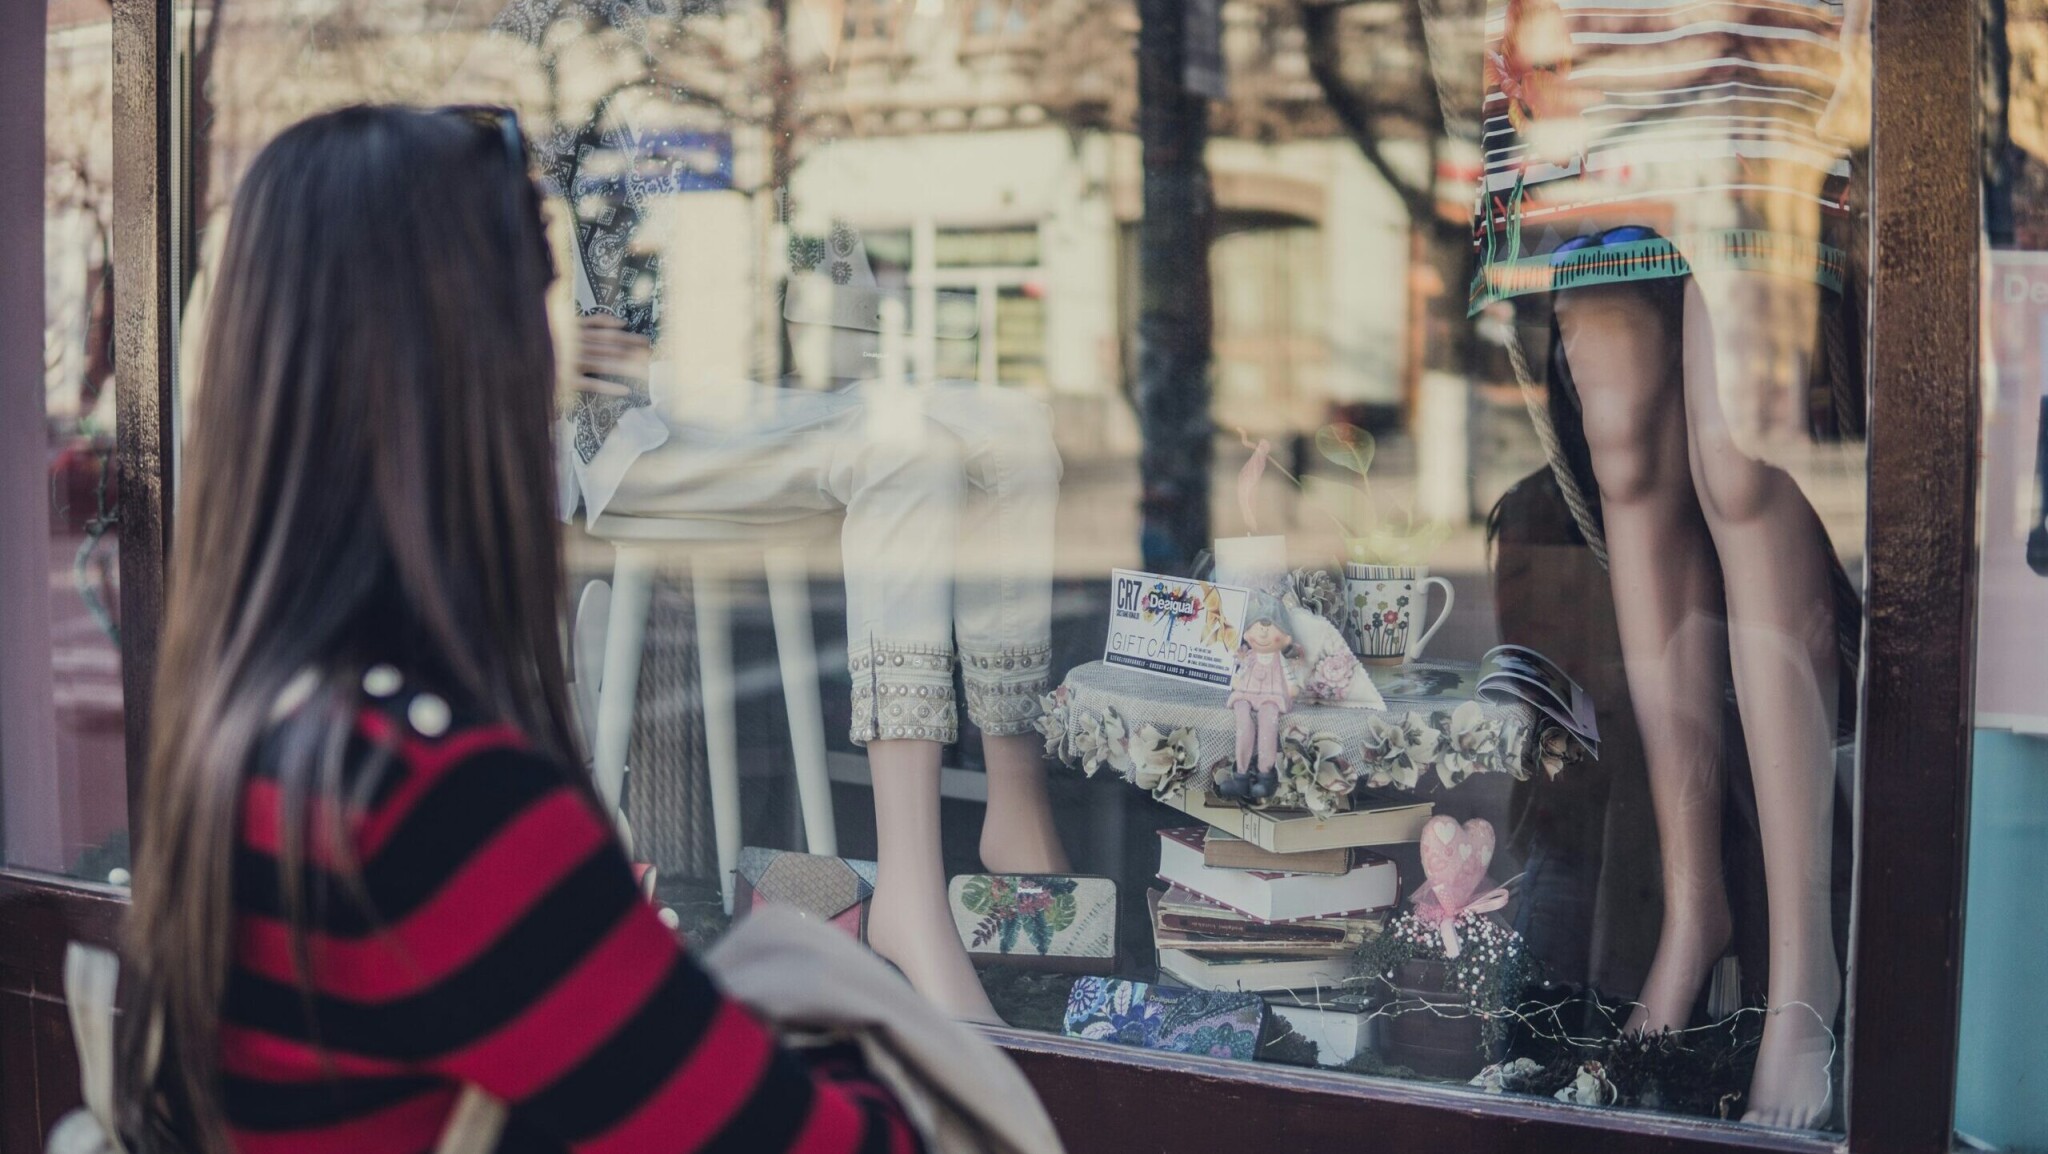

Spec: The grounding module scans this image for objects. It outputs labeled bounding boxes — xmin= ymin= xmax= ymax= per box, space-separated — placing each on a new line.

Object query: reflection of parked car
xmin=48 ymin=431 xmax=118 ymax=537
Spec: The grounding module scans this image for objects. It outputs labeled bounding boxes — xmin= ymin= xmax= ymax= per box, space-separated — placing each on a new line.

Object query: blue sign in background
xmin=571 ymin=128 xmax=733 ymax=197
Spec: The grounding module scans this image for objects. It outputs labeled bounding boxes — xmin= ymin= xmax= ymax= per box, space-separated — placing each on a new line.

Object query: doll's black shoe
xmin=1214 ymin=772 xmax=1250 ymax=800
xmin=1247 ymin=770 xmax=1279 ymax=800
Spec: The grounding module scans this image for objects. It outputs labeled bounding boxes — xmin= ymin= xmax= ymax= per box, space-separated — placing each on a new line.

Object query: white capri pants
xmin=602 ymin=381 xmax=1062 ymax=746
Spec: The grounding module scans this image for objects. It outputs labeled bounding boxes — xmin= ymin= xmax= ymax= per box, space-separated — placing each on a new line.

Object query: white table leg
xmin=594 ymin=550 xmax=655 ymax=814
xmin=694 ymin=558 xmax=743 ymax=914
xmin=765 ymin=545 xmax=837 ymax=857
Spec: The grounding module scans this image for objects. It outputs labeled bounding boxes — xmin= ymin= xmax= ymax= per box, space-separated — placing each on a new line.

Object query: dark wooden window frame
xmin=5 ymin=1 xmax=1981 ymax=1151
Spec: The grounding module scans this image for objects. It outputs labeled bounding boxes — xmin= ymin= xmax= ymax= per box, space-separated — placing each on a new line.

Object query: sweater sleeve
xmin=301 ymin=728 xmax=922 ymax=1154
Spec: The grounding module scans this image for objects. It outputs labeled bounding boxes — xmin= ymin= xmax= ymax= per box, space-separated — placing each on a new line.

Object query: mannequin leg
xmin=832 ymin=416 xmax=1002 ymax=1019
xmin=1681 ymin=274 xmax=1840 ymax=1128
xmin=981 ymin=733 xmax=1071 ymax=873
xmin=924 ymin=385 xmax=1071 ymax=875
xmin=1554 ymin=285 xmax=1734 ymax=1036
xmin=865 ymin=738 xmax=1002 ymax=1023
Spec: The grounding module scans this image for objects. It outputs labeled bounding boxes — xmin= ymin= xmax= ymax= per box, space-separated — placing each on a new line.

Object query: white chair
xmin=579 ymin=513 xmax=840 ymax=914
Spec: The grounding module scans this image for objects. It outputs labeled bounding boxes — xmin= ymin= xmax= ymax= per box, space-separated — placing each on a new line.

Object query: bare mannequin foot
xmin=1624 ymin=890 xmax=1733 ymax=1035
xmin=865 ymin=738 xmax=1003 ymax=1024
xmin=979 ymin=733 xmax=1072 ymax=874
xmin=1743 ymin=972 xmax=1841 ymax=1128
xmin=979 ymin=822 xmax=1071 ymax=875
xmin=867 ymin=881 xmax=1004 ymax=1024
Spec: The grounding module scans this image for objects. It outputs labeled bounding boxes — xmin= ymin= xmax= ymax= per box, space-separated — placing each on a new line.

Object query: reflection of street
xmin=27 ymin=0 xmax=126 ymax=879
xmin=568 ymin=420 xmax=1866 ymax=670
xmin=38 ymin=534 xmax=128 ymax=877
xmin=569 ymin=428 xmax=1508 ymax=671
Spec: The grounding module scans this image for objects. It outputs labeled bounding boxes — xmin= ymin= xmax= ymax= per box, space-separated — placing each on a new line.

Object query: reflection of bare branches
xmin=1291 ymin=0 xmax=1481 ymax=240
xmin=526 ymin=2 xmax=799 ymax=196
xmin=187 ymin=0 xmax=229 ymax=272
xmin=44 ymin=65 xmax=113 ymax=220
xmin=45 ymin=39 xmax=116 ymax=411
xmin=1290 ymin=0 xmax=1489 ymax=387
xmin=1296 ymin=0 xmax=1435 ymax=227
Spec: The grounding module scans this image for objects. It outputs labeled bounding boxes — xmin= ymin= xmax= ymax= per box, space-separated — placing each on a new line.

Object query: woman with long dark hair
xmin=121 ymin=105 xmax=926 ymax=1153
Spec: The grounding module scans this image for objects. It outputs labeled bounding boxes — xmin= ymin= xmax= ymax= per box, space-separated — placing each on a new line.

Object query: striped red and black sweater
xmin=221 ymin=675 xmax=923 ymax=1154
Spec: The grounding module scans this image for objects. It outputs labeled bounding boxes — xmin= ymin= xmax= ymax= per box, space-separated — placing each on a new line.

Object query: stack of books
xmin=1147 ymin=794 xmax=1437 ymax=1063
xmin=1150 ymin=826 xmax=1397 ymax=994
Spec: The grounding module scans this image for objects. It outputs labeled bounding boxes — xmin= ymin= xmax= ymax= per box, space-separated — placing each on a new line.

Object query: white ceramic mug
xmin=1344 ymin=564 xmax=1455 ymax=663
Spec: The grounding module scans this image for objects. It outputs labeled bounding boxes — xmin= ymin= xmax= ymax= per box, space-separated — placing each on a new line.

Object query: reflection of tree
xmin=1132 ymin=0 xmax=1214 ymax=575
xmin=514 ymin=0 xmax=802 ymax=188
xmin=1294 ymin=0 xmax=1484 ymax=384
xmin=1130 ymin=0 xmax=1489 ymax=563
xmin=182 ymin=0 xmax=228 ymax=303
xmin=1985 ymin=0 xmax=2048 ymax=247
xmin=45 ymin=58 xmax=116 ymax=416
xmin=44 ymin=26 xmax=123 ymax=642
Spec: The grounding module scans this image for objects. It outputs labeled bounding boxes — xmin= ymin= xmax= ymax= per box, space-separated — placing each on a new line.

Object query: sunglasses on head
xmin=436 ymin=104 xmax=557 ymax=282
xmin=437 ymin=104 xmax=529 ymax=170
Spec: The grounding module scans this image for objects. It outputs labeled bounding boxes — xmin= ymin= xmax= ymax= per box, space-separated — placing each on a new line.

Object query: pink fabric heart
xmin=1409 ymin=816 xmax=1509 ymax=958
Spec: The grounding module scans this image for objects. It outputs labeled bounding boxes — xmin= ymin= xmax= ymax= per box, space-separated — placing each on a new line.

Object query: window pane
xmin=4 ymin=0 xmax=130 ymax=883
xmin=182 ymin=0 xmax=1871 ymax=1130
xmin=1961 ymin=5 xmax=2048 ymax=1148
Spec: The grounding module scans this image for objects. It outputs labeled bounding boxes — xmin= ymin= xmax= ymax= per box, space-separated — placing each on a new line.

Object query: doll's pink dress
xmin=1230 ymin=652 xmax=1293 ymax=775
xmin=1229 ymin=652 xmax=1293 ymax=713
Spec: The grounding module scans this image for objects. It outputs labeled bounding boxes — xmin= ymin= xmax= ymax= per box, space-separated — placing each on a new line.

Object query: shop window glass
xmin=180 ymin=0 xmax=1873 ymax=1131
xmin=1960 ymin=4 xmax=2048 ymax=1148
xmin=2 ymin=0 xmax=130 ymax=885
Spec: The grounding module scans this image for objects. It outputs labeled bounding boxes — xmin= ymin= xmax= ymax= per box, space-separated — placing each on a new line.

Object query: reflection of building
xmin=774 ymin=125 xmax=1408 ymax=442
xmin=159 ymin=0 xmax=1427 ymax=454
xmin=579 ymin=0 xmax=1404 ymax=480
xmin=773 ymin=0 xmax=1414 ymax=448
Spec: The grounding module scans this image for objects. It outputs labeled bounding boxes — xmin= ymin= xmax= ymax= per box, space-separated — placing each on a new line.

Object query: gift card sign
xmin=1104 ymin=569 xmax=1250 ymax=688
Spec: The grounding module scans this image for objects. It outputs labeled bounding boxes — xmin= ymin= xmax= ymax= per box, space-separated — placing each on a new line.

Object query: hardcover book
xmin=1157 ymin=827 xmax=1398 ymax=922
xmin=1155 ymin=947 xmax=1355 ymax=994
xmin=1150 ymin=887 xmax=1382 ymax=955
xmin=1165 ymin=790 xmax=1434 ymax=853
xmin=1202 ymin=830 xmax=1353 ymax=876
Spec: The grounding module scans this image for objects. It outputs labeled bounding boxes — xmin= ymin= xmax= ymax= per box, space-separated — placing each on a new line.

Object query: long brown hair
xmin=123 ymin=105 xmax=587 ymax=1149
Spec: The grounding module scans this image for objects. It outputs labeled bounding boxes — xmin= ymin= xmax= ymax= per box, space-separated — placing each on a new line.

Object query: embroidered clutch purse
xmin=1060 ymin=976 xmax=1267 ymax=1061
xmin=947 ymin=874 xmax=1119 ymax=974
xmin=734 ymin=847 xmax=878 ymax=940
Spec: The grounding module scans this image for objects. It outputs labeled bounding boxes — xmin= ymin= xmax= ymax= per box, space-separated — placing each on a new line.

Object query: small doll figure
xmin=1219 ymin=593 xmax=1302 ymax=801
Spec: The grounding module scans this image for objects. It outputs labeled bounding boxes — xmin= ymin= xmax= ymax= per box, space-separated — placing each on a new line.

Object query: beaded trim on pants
xmin=849 ymin=642 xmax=957 ymax=744
xmin=962 ymin=644 xmax=1052 ymax=738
